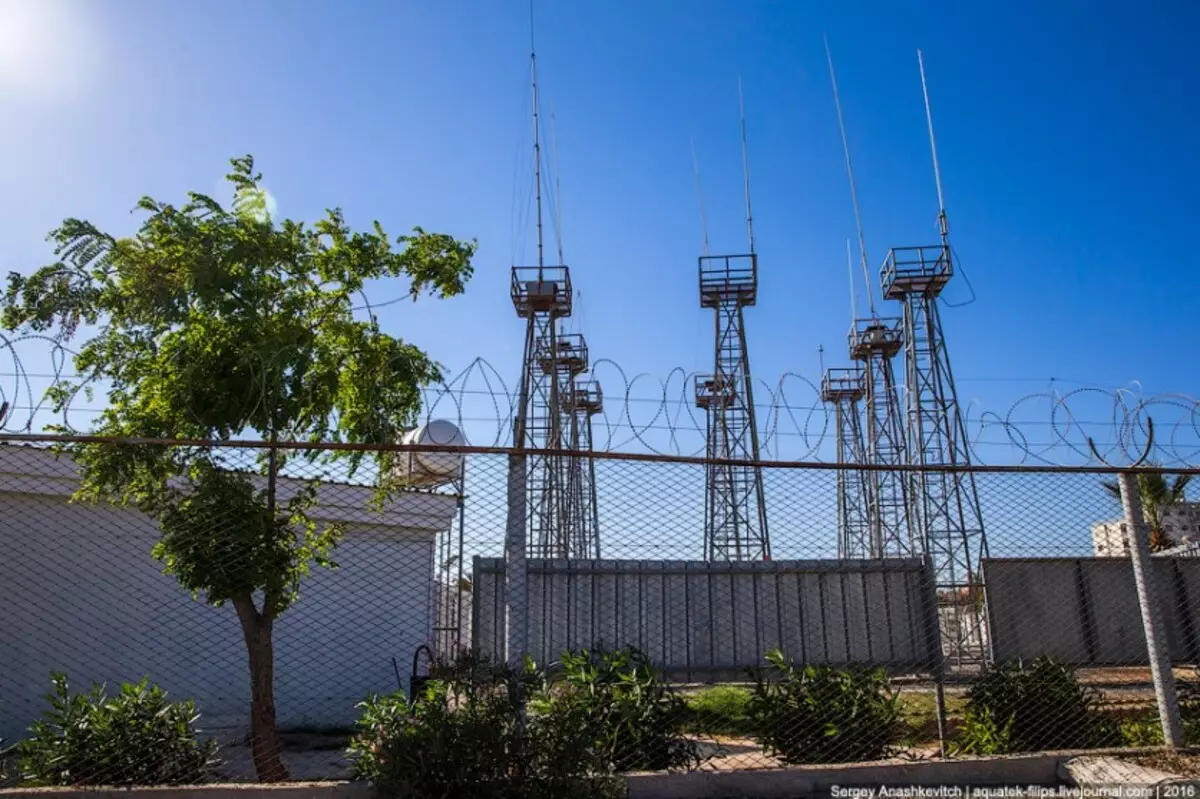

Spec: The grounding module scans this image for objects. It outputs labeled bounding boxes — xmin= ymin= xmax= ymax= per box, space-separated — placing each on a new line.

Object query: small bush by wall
xmin=951 ymin=658 xmax=1121 ymax=755
xmin=544 ymin=646 xmax=704 ymax=772
xmin=348 ymin=654 xmax=622 ymax=798
xmin=17 ymin=672 xmax=218 ymax=786
xmin=748 ymin=650 xmax=901 ymax=764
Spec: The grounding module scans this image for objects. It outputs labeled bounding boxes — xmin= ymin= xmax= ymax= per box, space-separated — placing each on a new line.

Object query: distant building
xmin=1091 ymin=502 xmax=1200 ymax=557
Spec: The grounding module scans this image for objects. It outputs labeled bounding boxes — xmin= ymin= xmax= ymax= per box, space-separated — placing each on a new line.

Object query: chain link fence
xmin=1 ymin=436 xmax=1198 ymax=785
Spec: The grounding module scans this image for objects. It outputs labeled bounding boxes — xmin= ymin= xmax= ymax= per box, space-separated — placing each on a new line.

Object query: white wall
xmin=0 ymin=488 xmax=441 ymax=743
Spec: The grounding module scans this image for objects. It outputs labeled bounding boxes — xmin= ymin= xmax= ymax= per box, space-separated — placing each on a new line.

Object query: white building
xmin=1091 ymin=501 xmax=1200 ymax=557
xmin=0 ymin=445 xmax=458 ymax=744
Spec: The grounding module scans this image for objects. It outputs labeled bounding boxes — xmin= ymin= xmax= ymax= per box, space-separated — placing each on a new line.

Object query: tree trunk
xmin=234 ymin=595 xmax=289 ymax=782
xmin=1149 ymin=526 xmax=1175 ymax=553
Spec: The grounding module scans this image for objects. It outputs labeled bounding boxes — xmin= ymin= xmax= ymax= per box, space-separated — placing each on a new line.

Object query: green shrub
xmin=17 ymin=672 xmax=218 ymax=786
xmin=747 ymin=650 xmax=901 ymax=764
xmin=682 ymin=686 xmax=754 ymax=736
xmin=1119 ymin=713 xmax=1164 ymax=747
xmin=951 ymin=658 xmax=1120 ymax=755
xmin=545 ymin=646 xmax=704 ymax=772
xmin=348 ymin=655 xmax=620 ymax=799
xmin=1179 ymin=671 xmax=1200 ymax=739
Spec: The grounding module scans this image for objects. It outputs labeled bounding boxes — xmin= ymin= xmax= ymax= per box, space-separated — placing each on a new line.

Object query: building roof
xmin=0 ymin=444 xmax=457 ymax=538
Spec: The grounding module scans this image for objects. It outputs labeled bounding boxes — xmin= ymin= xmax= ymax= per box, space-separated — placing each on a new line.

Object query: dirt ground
xmin=1124 ymin=751 xmax=1200 ymax=778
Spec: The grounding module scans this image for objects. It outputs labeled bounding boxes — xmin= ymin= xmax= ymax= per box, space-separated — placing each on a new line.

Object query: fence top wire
xmin=3 ymin=433 xmax=1199 ymax=476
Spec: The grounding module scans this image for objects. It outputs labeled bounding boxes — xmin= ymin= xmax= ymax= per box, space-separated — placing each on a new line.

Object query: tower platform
xmin=849 ymin=317 xmax=904 ymax=360
xmin=699 ymin=254 xmax=757 ymax=308
xmin=511 ymin=266 xmax=572 ymax=318
xmin=694 ymin=374 xmax=735 ymax=409
xmin=881 ymin=244 xmax=952 ymax=300
xmin=821 ymin=367 xmax=866 ymax=403
xmin=573 ymin=380 xmax=603 ymax=414
xmin=537 ymin=333 xmax=588 ymax=376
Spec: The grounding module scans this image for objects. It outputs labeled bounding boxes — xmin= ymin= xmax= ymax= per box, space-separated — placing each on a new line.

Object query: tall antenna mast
xmin=824 ymin=34 xmax=875 ymax=316
xmin=694 ymin=78 xmax=770 ymax=561
xmin=738 ymin=77 xmax=756 ymax=255
xmin=550 ymin=102 xmax=565 ymax=265
xmin=530 ymin=1 xmax=545 ymax=271
xmin=846 ymin=238 xmax=857 ymax=320
xmin=918 ymin=49 xmax=949 ymax=242
xmin=691 ymin=137 xmax=711 ymax=256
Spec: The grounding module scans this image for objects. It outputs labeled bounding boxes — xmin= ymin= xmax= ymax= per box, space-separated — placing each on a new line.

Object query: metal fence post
xmin=1118 ymin=470 xmax=1184 ymax=747
xmin=504 ymin=453 xmax=529 ymax=671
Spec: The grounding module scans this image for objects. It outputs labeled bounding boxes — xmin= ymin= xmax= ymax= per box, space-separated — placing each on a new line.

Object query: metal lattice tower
xmin=509 ymin=31 xmax=598 ymax=559
xmin=695 ymin=254 xmax=770 ymax=561
xmin=849 ymin=318 xmax=918 ymax=558
xmin=879 ymin=51 xmax=988 ymax=664
xmin=512 ymin=270 xmax=573 ymax=558
xmin=821 ymin=366 xmax=871 ymax=559
xmin=567 ymin=380 xmax=603 ymax=558
xmin=823 ymin=38 xmax=916 ymax=561
xmin=881 ymin=244 xmax=988 ymax=661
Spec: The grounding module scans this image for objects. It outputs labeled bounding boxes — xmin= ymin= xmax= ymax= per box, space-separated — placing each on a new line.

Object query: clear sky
xmin=1 ymin=0 xmax=1198 ymax=465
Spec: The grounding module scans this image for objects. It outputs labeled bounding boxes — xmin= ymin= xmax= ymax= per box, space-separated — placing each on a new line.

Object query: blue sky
xmin=1 ymin=0 xmax=1198 ymax=465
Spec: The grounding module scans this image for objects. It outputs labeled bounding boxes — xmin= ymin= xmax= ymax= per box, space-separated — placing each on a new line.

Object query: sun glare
xmin=0 ymin=0 xmax=100 ymax=103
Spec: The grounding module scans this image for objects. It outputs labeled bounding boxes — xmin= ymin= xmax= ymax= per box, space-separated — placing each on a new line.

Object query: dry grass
xmin=1124 ymin=751 xmax=1200 ymax=778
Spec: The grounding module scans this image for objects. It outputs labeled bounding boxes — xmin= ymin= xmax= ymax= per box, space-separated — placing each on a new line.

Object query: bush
xmin=1119 ymin=713 xmax=1164 ymax=747
xmin=17 ymin=672 xmax=218 ymax=786
xmin=747 ymin=650 xmax=900 ymax=764
xmin=951 ymin=658 xmax=1120 ymax=755
xmin=1118 ymin=672 xmax=1200 ymax=748
xmin=545 ymin=646 xmax=704 ymax=772
xmin=348 ymin=654 xmax=621 ymax=799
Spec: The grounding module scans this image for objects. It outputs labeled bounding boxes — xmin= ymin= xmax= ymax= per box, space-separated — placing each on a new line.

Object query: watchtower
xmin=848 ymin=318 xmax=917 ymax=558
xmin=695 ymin=254 xmax=769 ymax=561
xmin=511 ymin=267 xmax=575 ymax=558
xmin=821 ymin=366 xmax=870 ymax=560
xmin=567 ymin=380 xmax=603 ymax=559
xmin=880 ymin=50 xmax=989 ymax=665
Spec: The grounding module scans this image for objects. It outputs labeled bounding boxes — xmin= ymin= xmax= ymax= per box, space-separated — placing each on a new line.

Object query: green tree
xmin=0 ymin=156 xmax=475 ymax=781
xmin=1101 ymin=472 xmax=1193 ymax=552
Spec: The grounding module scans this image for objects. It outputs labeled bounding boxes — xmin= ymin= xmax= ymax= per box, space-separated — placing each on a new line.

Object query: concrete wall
xmin=473 ymin=557 xmax=941 ymax=677
xmin=984 ymin=557 xmax=1200 ymax=665
xmin=0 ymin=486 xmax=444 ymax=744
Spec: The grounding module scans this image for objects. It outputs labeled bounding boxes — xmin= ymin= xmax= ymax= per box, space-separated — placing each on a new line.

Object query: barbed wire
xmin=2 ymin=335 xmax=1198 ymax=468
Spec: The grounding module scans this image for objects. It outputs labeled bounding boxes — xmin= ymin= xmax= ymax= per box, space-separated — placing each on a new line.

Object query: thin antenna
xmin=550 ymin=102 xmax=565 ymax=265
xmin=824 ymin=34 xmax=875 ymax=316
xmin=691 ymin=137 xmax=711 ymax=256
xmin=738 ymin=77 xmax=756 ymax=255
xmin=818 ymin=344 xmax=826 ymax=374
xmin=529 ymin=0 xmax=545 ymax=271
xmin=846 ymin=238 xmax=857 ymax=320
xmin=918 ymin=49 xmax=949 ymax=242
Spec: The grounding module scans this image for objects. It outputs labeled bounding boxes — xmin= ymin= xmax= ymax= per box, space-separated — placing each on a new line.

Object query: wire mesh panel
xmin=3 ymin=437 xmax=1200 ymax=784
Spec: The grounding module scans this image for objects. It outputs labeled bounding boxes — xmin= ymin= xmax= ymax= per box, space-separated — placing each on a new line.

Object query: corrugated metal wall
xmin=984 ymin=557 xmax=1200 ymax=665
xmin=473 ymin=557 xmax=941 ymax=679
